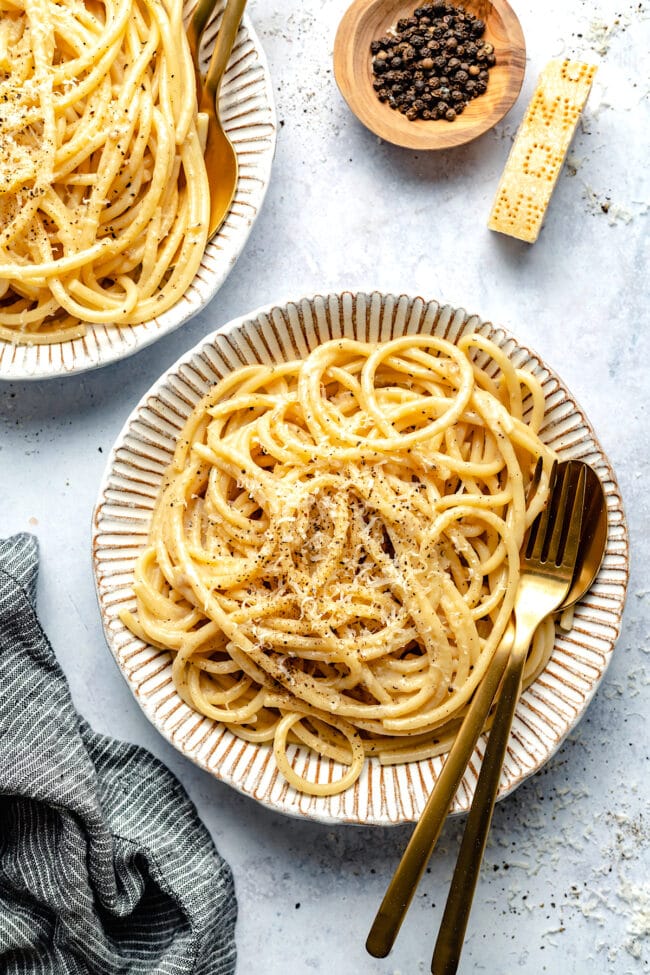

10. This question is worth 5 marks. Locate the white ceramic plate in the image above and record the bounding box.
[0,1,276,382]
[92,292,629,825]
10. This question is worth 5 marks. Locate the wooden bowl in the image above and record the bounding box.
[334,0,525,150]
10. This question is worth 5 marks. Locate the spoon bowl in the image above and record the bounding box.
[189,0,248,239]
[563,462,608,610]
[334,0,526,150]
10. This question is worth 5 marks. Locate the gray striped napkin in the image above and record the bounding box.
[0,534,237,975]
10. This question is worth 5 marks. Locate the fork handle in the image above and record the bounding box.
[366,628,513,958]
[430,625,532,975]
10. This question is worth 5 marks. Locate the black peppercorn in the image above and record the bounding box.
[369,2,495,123]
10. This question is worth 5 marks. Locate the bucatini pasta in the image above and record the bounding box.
[0,0,209,344]
[121,334,556,796]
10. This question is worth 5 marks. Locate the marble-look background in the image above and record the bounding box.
[1,1,648,972]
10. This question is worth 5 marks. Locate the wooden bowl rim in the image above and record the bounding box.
[334,0,526,150]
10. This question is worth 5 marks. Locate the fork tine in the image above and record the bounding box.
[560,463,586,569]
[544,461,576,565]
[528,456,544,501]
[526,459,558,560]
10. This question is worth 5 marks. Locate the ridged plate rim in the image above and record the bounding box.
[91,290,629,826]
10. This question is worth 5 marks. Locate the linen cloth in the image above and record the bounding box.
[0,534,237,975]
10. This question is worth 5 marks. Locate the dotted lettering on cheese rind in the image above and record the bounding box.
[488,59,597,244]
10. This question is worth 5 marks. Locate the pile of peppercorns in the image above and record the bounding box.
[370,2,496,122]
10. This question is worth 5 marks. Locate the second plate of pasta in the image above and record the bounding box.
[0,0,276,380]
[92,291,628,825]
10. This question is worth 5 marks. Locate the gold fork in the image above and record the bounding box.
[430,459,586,975]
[366,459,545,959]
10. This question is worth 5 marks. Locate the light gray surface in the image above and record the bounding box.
[1,1,648,972]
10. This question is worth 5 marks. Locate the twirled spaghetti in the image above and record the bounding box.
[122,334,556,796]
[0,0,209,344]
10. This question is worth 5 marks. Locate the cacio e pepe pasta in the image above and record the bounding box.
[121,334,556,796]
[0,0,209,343]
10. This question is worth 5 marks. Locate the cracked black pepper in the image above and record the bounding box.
[370,2,496,122]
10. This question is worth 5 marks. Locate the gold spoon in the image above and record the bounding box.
[366,461,607,959]
[187,0,248,239]
[561,462,608,618]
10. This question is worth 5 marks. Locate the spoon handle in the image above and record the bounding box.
[205,0,248,99]
[430,634,529,975]
[366,628,513,959]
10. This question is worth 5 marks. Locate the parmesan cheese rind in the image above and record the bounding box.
[488,59,597,243]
